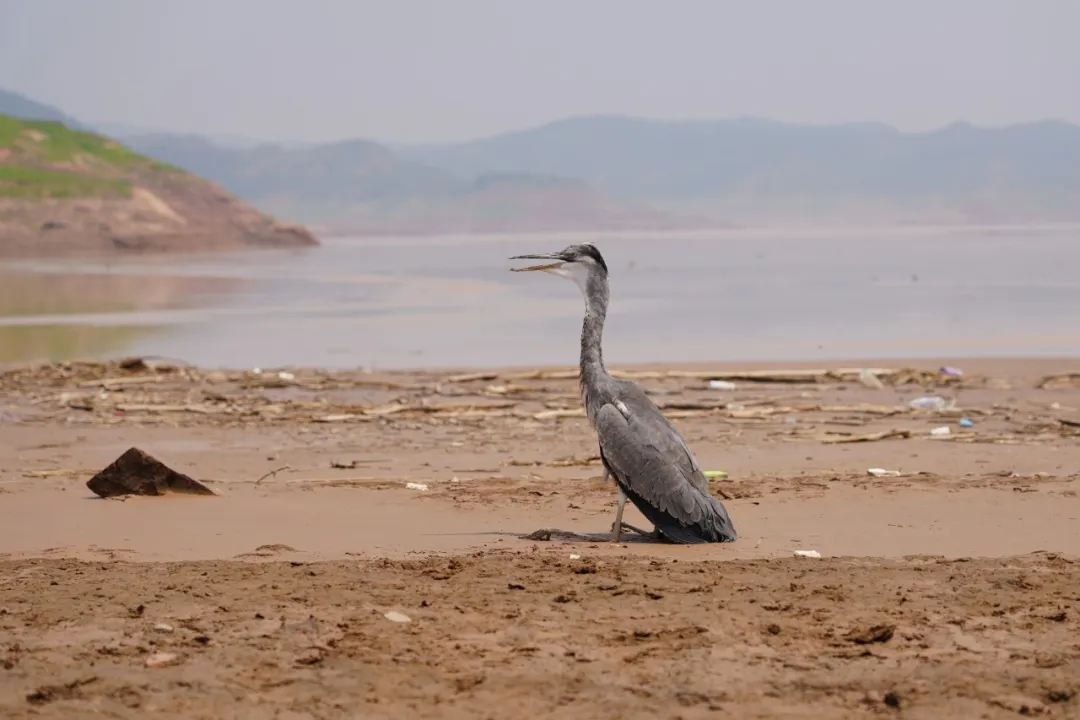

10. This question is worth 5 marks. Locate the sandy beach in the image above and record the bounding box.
[1,356,1078,717]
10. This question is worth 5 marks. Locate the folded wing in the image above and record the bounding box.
[595,400,737,544]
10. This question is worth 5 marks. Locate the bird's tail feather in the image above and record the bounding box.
[622,485,737,544]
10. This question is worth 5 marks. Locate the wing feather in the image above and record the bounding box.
[596,401,736,543]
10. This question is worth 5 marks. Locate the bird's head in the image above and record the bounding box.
[508,243,608,294]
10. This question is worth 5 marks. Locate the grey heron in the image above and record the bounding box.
[509,243,737,544]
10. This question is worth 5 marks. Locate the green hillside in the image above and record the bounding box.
[0,112,318,258]
[0,114,178,199]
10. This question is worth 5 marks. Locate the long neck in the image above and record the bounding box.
[579,272,611,421]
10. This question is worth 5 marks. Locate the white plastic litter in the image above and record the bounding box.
[930,426,951,437]
[867,468,902,477]
[858,369,886,390]
[794,550,822,559]
[145,652,180,668]
[909,396,949,411]
[708,380,737,391]
[405,482,429,491]
[569,553,581,560]
[278,371,295,381]
[383,611,411,623]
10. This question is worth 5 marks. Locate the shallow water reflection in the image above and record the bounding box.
[0,268,245,365]
[2,227,1079,369]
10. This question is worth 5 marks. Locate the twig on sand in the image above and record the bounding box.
[23,468,82,478]
[254,465,292,486]
[445,371,500,383]
[820,429,913,444]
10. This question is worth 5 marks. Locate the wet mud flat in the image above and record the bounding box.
[1,357,1079,717]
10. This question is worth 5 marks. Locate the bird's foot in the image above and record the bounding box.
[610,522,655,543]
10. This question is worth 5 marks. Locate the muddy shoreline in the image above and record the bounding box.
[2,356,1079,717]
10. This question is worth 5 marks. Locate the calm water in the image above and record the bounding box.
[2,226,1079,369]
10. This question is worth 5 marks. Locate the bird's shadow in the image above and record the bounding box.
[430,528,664,544]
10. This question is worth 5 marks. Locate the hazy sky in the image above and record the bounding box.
[1,0,1077,144]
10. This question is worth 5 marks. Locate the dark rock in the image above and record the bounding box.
[26,677,99,705]
[845,623,895,644]
[111,236,151,251]
[86,447,216,498]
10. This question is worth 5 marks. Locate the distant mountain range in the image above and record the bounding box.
[5,87,1080,231]
[402,115,1080,199]
[399,115,1080,225]
[0,89,83,128]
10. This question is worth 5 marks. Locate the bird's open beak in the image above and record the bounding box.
[508,253,565,273]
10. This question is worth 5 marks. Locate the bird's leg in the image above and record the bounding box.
[612,486,627,543]
[604,469,629,542]
[606,473,655,541]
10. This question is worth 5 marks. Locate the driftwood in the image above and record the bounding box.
[445,372,500,383]
[114,404,223,415]
[77,375,168,389]
[1038,373,1080,389]
[508,455,602,468]
[1,360,1059,451]
[531,408,586,420]
[820,429,913,444]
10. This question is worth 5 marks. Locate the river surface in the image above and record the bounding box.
[2,226,1078,369]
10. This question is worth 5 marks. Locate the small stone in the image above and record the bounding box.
[990,695,1047,715]
[294,647,325,665]
[145,652,180,668]
[383,611,411,623]
[846,623,896,644]
[153,623,174,633]
[454,673,486,692]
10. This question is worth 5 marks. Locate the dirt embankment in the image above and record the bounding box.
[0,172,318,258]
[0,116,319,258]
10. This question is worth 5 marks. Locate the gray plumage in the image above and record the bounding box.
[509,243,737,544]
